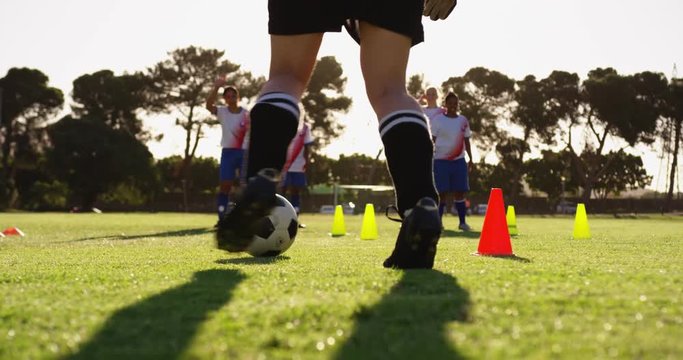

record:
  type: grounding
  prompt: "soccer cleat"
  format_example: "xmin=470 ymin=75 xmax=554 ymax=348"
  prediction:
xmin=215 ymin=168 xmax=279 ymax=252
xmin=458 ymin=222 xmax=472 ymax=231
xmin=214 ymin=202 xmax=236 ymax=228
xmin=383 ymin=197 xmax=442 ymax=269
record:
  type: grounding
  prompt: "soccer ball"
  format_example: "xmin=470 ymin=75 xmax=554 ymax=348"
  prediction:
xmin=246 ymin=194 xmax=299 ymax=257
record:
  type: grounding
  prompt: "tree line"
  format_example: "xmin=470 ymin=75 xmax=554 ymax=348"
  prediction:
xmin=1 ymin=46 xmax=681 ymax=211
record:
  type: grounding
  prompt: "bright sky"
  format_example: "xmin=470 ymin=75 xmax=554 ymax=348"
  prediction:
xmin=1 ymin=0 xmax=682 ymax=191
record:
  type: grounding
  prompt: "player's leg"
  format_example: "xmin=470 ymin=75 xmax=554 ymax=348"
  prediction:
xmin=433 ymin=159 xmax=450 ymax=220
xmin=440 ymin=192 xmax=453 ymax=219
xmin=216 ymin=148 xmax=239 ymax=220
xmin=454 ymin=191 xmax=470 ymax=230
xmin=453 ymin=158 xmax=471 ymax=230
xmin=360 ymin=22 xmax=436 ymax=212
xmin=216 ymin=34 xmax=323 ymax=252
xmin=246 ymin=34 xmax=323 ymax=179
xmin=359 ymin=22 xmax=440 ymax=269
xmin=288 ymin=172 xmax=308 ymax=228
xmin=217 ymin=180 xmax=232 ymax=217
xmin=288 ymin=180 xmax=303 ymax=215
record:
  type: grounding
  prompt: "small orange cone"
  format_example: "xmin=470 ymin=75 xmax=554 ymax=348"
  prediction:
xmin=2 ymin=227 xmax=25 ymax=237
xmin=475 ymin=188 xmax=513 ymax=256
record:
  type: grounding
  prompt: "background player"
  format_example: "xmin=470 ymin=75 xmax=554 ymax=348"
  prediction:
xmin=280 ymin=120 xmax=314 ymax=227
xmin=206 ymin=79 xmax=249 ymax=221
xmin=422 ymin=86 xmax=445 ymax=121
xmin=430 ymin=92 xmax=473 ymax=231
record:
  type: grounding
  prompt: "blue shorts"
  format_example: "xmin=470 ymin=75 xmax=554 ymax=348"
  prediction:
xmin=283 ymin=172 xmax=307 ymax=188
xmin=220 ymin=148 xmax=244 ymax=181
xmin=434 ymin=158 xmax=469 ymax=193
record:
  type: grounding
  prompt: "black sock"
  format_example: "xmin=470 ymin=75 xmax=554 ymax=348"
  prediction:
xmin=246 ymin=92 xmax=300 ymax=179
xmin=380 ymin=110 xmax=439 ymax=215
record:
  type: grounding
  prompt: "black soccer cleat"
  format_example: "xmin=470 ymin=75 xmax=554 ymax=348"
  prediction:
xmin=215 ymin=168 xmax=279 ymax=252
xmin=383 ymin=197 xmax=442 ymax=269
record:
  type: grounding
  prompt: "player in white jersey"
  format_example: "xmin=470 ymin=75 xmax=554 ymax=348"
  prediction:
xmin=421 ymin=86 xmax=444 ymax=121
xmin=280 ymin=122 xmax=314 ymax=226
xmin=430 ymin=92 xmax=473 ymax=231
xmin=206 ymin=79 xmax=250 ymax=220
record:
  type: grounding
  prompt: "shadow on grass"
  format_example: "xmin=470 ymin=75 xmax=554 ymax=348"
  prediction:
xmin=473 ymin=253 xmax=532 ymax=263
xmin=65 ymin=269 xmax=244 ymax=360
xmin=65 ymin=227 xmax=212 ymax=242
xmin=442 ymin=229 xmax=481 ymax=239
xmin=334 ymin=270 xmax=470 ymax=360
xmin=215 ymin=255 xmax=291 ymax=265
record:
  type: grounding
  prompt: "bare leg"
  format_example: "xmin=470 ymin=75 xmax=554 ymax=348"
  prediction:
xmin=359 ymin=22 xmax=440 ymax=269
xmin=245 ymin=33 xmax=324 ymax=179
xmin=260 ymin=34 xmax=324 ymax=98
xmin=359 ymin=23 xmax=421 ymax=118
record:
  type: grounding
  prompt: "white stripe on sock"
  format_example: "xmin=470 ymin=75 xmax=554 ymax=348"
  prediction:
xmin=257 ymin=93 xmax=300 ymax=118
xmin=378 ymin=110 xmax=429 ymax=138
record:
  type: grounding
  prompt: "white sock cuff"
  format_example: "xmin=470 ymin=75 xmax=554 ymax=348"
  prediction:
xmin=378 ymin=110 xmax=430 ymax=138
xmin=257 ymin=92 xmax=301 ymax=119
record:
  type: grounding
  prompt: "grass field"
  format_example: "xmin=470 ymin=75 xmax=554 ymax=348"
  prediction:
xmin=1 ymin=212 xmax=682 ymax=359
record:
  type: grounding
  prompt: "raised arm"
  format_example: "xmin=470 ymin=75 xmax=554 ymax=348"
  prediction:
xmin=205 ymin=76 xmax=227 ymax=115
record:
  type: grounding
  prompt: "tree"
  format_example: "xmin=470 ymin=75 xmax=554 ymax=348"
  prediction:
xmin=591 ymin=151 xmax=652 ymax=199
xmin=331 ymin=153 xmax=392 ymax=185
xmin=147 ymin=46 xmax=263 ymax=163
xmin=71 ymin=70 xmax=151 ymax=140
xmin=46 ymin=116 xmax=156 ymax=210
xmin=407 ymin=73 xmax=426 ymax=100
xmin=525 ymin=150 xmax=579 ymax=209
xmin=155 ymin=155 xmax=219 ymax=195
xmin=505 ymin=74 xmax=563 ymax=201
xmin=441 ymin=67 xmax=516 ymax=154
xmin=489 ymin=138 xmax=527 ymax=199
xmin=146 ymin=46 xmax=265 ymax=210
xmin=547 ymin=68 xmax=666 ymax=203
xmin=0 ymin=68 xmax=63 ymax=208
xmin=561 ymin=68 xmax=667 ymax=203
xmin=467 ymin=161 xmax=496 ymax=199
xmin=307 ymin=152 xmax=335 ymax=186
xmin=661 ymin=78 xmax=683 ymax=212
xmin=301 ymin=56 xmax=352 ymax=150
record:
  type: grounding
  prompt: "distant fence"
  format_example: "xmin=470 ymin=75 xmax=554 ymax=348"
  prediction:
xmin=94 ymin=192 xmax=683 ymax=214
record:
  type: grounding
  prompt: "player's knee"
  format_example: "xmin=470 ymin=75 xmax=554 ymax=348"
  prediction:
xmin=266 ymin=73 xmax=310 ymax=97
xmin=366 ymin=85 xmax=407 ymax=108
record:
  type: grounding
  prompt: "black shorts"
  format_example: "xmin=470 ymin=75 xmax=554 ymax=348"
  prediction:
xmin=268 ymin=0 xmax=425 ymax=46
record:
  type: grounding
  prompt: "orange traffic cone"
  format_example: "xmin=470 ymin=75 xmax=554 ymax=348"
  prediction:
xmin=2 ymin=227 xmax=25 ymax=237
xmin=475 ymin=188 xmax=513 ymax=256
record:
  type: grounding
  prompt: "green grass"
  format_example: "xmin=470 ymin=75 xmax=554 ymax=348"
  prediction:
xmin=1 ymin=212 xmax=682 ymax=359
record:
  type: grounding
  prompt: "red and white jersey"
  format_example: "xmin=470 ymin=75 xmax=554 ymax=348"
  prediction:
xmin=430 ymin=113 xmax=471 ymax=160
xmin=423 ymin=106 xmax=445 ymax=122
xmin=283 ymin=124 xmax=314 ymax=173
xmin=217 ymin=106 xmax=249 ymax=149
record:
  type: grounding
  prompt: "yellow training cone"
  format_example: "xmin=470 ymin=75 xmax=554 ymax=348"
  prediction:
xmin=360 ymin=204 xmax=378 ymax=240
xmin=506 ymin=205 xmax=518 ymax=236
xmin=572 ymin=203 xmax=591 ymax=239
xmin=330 ymin=205 xmax=346 ymax=237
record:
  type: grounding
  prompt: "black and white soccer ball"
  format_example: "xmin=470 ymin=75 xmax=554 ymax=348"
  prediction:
xmin=246 ymin=194 xmax=299 ymax=257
